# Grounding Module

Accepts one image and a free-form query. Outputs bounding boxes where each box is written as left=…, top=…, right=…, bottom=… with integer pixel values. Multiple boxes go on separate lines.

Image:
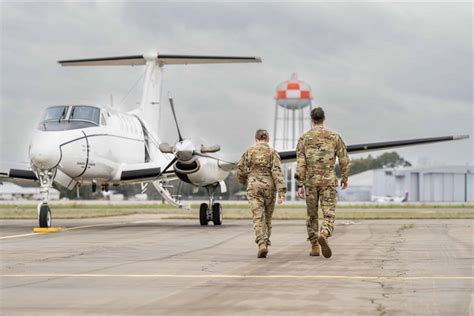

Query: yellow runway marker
left=1, top=274, right=473, bottom=281
left=33, top=227, right=64, bottom=233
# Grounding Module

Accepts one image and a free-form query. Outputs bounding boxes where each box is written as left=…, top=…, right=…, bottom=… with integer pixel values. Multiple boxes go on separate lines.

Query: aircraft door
left=59, top=132, right=89, bottom=178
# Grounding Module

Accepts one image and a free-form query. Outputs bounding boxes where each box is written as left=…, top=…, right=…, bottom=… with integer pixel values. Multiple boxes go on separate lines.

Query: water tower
left=273, top=73, right=313, bottom=201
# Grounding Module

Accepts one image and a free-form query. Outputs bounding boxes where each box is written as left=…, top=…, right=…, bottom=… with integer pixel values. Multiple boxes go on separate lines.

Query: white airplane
left=0, top=52, right=469, bottom=228
left=372, top=192, right=409, bottom=203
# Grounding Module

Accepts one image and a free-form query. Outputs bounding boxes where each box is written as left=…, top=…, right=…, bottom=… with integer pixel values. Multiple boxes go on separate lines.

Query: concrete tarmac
left=1, top=216, right=472, bottom=315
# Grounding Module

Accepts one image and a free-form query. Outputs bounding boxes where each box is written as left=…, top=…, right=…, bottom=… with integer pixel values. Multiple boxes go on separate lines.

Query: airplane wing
left=1, top=162, right=37, bottom=181
left=59, top=54, right=262, bottom=66
left=1, top=161, right=178, bottom=186
left=0, top=162, right=42, bottom=189
left=115, top=161, right=178, bottom=183
left=278, top=134, right=469, bottom=163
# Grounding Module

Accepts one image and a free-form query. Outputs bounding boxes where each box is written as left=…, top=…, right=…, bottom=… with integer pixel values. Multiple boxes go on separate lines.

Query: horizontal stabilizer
left=59, top=54, right=262, bottom=66
left=158, top=54, right=262, bottom=65
left=59, top=55, right=145, bottom=66
left=279, top=135, right=469, bottom=162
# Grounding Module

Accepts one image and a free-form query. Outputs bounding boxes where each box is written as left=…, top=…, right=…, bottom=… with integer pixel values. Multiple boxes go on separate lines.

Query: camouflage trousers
left=305, top=186, right=338, bottom=244
left=247, top=187, right=277, bottom=246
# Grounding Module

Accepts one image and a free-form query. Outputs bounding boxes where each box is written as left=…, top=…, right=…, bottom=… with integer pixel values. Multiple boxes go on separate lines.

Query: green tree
left=336, top=151, right=411, bottom=176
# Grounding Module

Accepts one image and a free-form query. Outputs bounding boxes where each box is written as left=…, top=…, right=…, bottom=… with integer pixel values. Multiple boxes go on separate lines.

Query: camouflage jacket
left=237, top=143, right=287, bottom=198
left=295, top=125, right=350, bottom=187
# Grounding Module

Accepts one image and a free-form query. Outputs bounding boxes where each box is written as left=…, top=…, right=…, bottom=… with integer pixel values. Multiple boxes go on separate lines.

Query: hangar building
left=0, top=182, right=60, bottom=200
left=339, top=165, right=473, bottom=202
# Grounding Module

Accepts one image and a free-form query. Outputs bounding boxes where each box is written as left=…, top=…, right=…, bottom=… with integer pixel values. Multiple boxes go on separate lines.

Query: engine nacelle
left=174, top=156, right=229, bottom=186
left=174, top=158, right=200, bottom=174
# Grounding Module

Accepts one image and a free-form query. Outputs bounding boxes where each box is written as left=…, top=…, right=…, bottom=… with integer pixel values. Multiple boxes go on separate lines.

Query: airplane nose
left=30, top=140, right=61, bottom=170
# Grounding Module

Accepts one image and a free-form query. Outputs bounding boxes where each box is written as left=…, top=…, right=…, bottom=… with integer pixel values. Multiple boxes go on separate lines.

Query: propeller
left=158, top=94, right=226, bottom=174
left=160, top=157, right=178, bottom=175
left=168, top=94, right=183, bottom=142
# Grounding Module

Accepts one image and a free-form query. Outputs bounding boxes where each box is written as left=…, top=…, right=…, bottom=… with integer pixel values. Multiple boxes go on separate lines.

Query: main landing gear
left=37, top=169, right=55, bottom=228
left=199, top=184, right=223, bottom=226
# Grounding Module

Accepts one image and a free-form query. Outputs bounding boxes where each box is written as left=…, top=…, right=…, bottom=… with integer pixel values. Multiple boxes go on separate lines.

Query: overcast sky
left=1, top=2, right=472, bottom=167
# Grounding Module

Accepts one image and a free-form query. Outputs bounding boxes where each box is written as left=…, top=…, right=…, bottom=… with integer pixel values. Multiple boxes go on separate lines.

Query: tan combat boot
left=257, top=242, right=268, bottom=258
left=310, top=243, right=320, bottom=256
left=317, top=230, right=332, bottom=258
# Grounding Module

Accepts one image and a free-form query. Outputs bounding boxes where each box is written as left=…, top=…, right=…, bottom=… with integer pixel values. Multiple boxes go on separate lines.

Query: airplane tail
left=59, top=52, right=261, bottom=136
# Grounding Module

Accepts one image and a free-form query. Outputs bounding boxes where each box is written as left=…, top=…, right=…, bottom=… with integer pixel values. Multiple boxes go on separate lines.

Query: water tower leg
left=291, top=164, right=296, bottom=202
left=283, top=108, right=288, bottom=148
left=273, top=105, right=278, bottom=148
left=292, top=109, right=296, bottom=148
left=291, top=109, right=296, bottom=202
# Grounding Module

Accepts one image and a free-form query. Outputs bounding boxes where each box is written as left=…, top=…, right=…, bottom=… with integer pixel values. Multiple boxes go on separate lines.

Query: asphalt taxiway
left=1, top=216, right=472, bottom=315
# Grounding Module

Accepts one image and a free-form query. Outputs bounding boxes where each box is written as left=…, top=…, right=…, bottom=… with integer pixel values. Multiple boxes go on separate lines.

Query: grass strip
left=1, top=208, right=472, bottom=220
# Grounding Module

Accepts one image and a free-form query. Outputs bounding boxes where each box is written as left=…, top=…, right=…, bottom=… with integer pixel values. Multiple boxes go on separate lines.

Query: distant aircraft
left=372, top=192, right=409, bottom=203
left=0, top=52, right=469, bottom=228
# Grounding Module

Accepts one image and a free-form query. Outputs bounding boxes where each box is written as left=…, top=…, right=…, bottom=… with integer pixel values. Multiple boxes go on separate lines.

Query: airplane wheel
left=39, top=204, right=52, bottom=228
left=212, top=203, right=223, bottom=226
left=199, top=203, right=209, bottom=226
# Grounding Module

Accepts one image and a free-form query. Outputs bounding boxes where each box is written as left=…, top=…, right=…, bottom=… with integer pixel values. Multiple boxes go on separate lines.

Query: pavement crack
left=82, top=231, right=248, bottom=274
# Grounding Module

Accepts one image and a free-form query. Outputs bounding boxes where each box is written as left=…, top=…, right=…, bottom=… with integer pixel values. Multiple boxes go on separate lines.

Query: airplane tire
left=199, top=203, right=209, bottom=226
left=212, top=203, right=223, bottom=226
left=39, top=204, right=52, bottom=228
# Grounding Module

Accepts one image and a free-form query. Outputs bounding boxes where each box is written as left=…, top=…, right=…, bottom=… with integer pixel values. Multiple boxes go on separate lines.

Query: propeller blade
left=160, top=157, right=178, bottom=175
left=193, top=152, right=237, bottom=165
left=168, top=94, right=183, bottom=142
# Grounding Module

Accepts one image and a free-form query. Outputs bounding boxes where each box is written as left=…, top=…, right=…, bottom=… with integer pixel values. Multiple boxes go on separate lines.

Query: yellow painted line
left=1, top=274, right=473, bottom=281
left=33, top=227, right=64, bottom=233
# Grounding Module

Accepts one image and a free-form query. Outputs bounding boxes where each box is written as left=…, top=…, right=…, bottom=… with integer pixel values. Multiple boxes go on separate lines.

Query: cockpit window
left=41, top=106, right=69, bottom=122
left=69, top=106, right=100, bottom=125
left=38, top=105, right=101, bottom=131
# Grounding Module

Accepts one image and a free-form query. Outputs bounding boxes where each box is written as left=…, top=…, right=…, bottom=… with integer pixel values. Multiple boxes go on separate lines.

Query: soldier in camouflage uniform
left=237, top=129, right=286, bottom=258
left=295, top=107, right=350, bottom=258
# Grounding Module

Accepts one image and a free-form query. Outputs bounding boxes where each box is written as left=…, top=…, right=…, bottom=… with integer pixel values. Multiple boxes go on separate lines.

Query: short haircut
left=311, top=107, right=325, bottom=124
left=255, top=129, right=269, bottom=141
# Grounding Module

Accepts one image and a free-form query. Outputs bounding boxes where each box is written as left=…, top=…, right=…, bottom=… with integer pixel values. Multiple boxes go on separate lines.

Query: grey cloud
left=1, top=2, right=471, bottom=167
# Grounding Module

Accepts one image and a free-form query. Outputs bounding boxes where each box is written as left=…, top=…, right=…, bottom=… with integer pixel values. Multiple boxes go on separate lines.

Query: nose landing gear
left=37, top=169, right=56, bottom=228
left=38, top=204, right=52, bottom=228
left=199, top=184, right=223, bottom=226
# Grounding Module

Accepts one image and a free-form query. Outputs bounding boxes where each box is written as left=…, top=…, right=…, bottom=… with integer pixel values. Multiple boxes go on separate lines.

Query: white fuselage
left=29, top=105, right=228, bottom=188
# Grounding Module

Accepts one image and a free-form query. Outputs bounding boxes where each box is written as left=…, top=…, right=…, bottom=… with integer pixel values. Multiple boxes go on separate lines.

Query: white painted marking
left=0, top=232, right=38, bottom=240
left=0, top=222, right=126, bottom=240
left=131, top=220, right=162, bottom=224
left=1, top=274, right=472, bottom=281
